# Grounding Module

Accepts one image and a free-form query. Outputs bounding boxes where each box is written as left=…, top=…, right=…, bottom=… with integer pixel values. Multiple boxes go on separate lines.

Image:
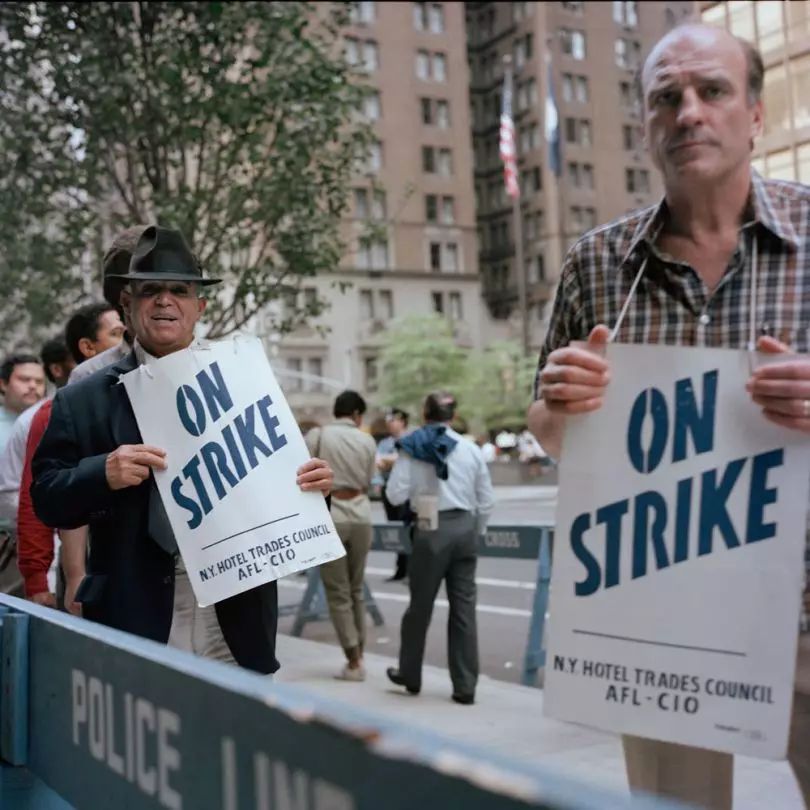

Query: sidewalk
left=275, top=635, right=803, bottom=809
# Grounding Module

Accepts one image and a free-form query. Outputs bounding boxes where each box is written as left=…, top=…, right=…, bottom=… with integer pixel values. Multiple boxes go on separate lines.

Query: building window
left=438, top=148, right=453, bottom=176
left=364, top=91, right=381, bottom=120
left=797, top=143, right=810, bottom=185
left=354, top=188, right=369, bottom=218
left=762, top=64, right=790, bottom=137
left=306, top=358, right=323, bottom=393
left=445, top=243, right=459, bottom=272
left=415, top=50, right=430, bottom=79
left=436, top=99, right=451, bottom=128
left=357, top=141, right=383, bottom=174
left=364, top=357, right=378, bottom=393
left=582, top=163, right=594, bottom=189
left=442, top=196, right=455, bottom=224
left=432, top=291, right=444, bottom=313
left=426, top=194, right=438, bottom=222
left=356, top=238, right=390, bottom=270
left=625, top=167, right=650, bottom=194
left=622, top=123, right=639, bottom=151
left=793, top=56, right=810, bottom=129
left=286, top=358, right=302, bottom=392
left=612, top=1, right=638, bottom=28
left=513, top=2, right=533, bottom=22
left=362, top=40, right=379, bottom=72
left=420, top=97, right=433, bottom=124
left=359, top=289, right=374, bottom=319
left=560, top=28, right=586, bottom=60
left=422, top=145, right=436, bottom=173
left=620, top=80, right=634, bottom=107
left=575, top=75, right=589, bottom=101
left=432, top=52, right=447, bottom=81
left=428, top=3, right=445, bottom=33
left=379, top=289, right=394, bottom=318
left=579, top=119, right=592, bottom=147
left=565, top=117, right=578, bottom=143
left=561, top=1, right=584, bottom=11
left=430, top=242, right=442, bottom=271
left=371, top=190, right=386, bottom=220
left=413, top=2, right=428, bottom=30
left=448, top=292, right=463, bottom=320
left=349, top=1, right=376, bottom=25
left=756, top=2, right=785, bottom=54
left=562, top=73, right=574, bottom=102
left=615, top=38, right=641, bottom=70
left=727, top=0, right=755, bottom=41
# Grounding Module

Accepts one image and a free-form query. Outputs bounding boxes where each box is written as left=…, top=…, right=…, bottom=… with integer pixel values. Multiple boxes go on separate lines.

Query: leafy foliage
left=375, top=314, right=534, bottom=433
left=0, top=1, right=372, bottom=342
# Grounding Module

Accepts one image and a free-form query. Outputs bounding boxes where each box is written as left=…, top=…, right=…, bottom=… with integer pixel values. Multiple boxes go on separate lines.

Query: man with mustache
left=528, top=24, right=810, bottom=810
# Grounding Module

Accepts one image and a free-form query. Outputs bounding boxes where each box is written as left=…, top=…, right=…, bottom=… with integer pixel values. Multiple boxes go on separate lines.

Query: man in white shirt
left=385, top=390, right=494, bottom=704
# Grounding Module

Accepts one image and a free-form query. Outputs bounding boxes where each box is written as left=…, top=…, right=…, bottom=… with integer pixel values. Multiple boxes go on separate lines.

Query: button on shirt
left=386, top=427, right=495, bottom=534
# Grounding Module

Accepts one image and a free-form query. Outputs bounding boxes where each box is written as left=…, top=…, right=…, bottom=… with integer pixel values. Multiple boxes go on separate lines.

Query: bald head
left=642, top=24, right=763, bottom=107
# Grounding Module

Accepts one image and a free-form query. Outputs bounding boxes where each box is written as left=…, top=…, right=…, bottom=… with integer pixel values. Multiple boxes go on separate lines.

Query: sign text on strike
left=169, top=361, right=289, bottom=530
left=570, top=369, right=785, bottom=596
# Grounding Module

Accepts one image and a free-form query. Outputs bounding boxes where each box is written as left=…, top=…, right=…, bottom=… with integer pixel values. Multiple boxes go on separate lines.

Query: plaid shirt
left=534, top=170, right=810, bottom=398
left=534, top=169, right=810, bottom=623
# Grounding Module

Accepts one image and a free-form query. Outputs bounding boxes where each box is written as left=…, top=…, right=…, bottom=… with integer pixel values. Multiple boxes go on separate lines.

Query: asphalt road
left=278, top=485, right=557, bottom=688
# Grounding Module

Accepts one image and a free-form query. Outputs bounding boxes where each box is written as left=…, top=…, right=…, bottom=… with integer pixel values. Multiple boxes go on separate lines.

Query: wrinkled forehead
left=643, top=29, right=746, bottom=94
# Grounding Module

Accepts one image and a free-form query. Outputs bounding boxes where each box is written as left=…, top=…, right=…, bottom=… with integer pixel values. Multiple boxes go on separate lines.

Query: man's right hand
left=540, top=325, right=612, bottom=415
left=105, top=444, right=167, bottom=490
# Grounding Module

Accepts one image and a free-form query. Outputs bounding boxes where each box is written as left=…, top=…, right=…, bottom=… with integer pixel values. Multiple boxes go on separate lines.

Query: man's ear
left=77, top=337, right=95, bottom=359
left=198, top=297, right=207, bottom=315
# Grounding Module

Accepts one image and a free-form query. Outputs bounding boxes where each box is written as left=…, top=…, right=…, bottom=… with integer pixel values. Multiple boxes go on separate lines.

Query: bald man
left=529, top=24, right=810, bottom=809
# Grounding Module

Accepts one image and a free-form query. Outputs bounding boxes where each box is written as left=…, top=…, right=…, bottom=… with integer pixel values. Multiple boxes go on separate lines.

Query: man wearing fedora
left=31, top=225, right=334, bottom=675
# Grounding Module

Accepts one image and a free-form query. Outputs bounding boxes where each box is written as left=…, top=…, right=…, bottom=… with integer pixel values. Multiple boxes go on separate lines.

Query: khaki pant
left=168, top=564, right=236, bottom=665
left=623, top=635, right=810, bottom=808
left=319, top=522, right=372, bottom=659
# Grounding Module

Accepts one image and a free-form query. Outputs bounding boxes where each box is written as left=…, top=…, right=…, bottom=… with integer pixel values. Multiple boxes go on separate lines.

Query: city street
left=278, top=485, right=557, bottom=686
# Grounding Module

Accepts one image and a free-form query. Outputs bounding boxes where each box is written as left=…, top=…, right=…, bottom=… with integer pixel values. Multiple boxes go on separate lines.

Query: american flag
left=499, top=68, right=520, bottom=199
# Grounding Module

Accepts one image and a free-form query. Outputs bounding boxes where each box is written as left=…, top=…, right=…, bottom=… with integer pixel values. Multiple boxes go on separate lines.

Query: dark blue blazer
left=30, top=350, right=280, bottom=674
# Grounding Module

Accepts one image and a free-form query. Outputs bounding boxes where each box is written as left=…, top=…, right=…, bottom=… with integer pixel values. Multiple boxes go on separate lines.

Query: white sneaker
left=334, top=663, right=366, bottom=682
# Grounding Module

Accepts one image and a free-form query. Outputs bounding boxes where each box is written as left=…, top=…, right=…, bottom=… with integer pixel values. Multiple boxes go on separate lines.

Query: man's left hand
left=747, top=336, right=810, bottom=433
left=297, top=458, right=333, bottom=496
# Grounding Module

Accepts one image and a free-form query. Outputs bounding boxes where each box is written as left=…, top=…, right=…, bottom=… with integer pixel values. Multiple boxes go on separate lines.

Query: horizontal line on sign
left=277, top=580, right=532, bottom=618
left=573, top=629, right=746, bottom=658
left=201, top=513, right=301, bottom=551
left=364, top=566, right=536, bottom=591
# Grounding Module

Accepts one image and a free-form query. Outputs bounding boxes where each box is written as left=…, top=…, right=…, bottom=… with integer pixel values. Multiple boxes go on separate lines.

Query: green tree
left=458, top=341, right=537, bottom=435
left=374, top=313, right=535, bottom=434
left=374, top=313, right=468, bottom=416
left=0, top=1, right=372, bottom=342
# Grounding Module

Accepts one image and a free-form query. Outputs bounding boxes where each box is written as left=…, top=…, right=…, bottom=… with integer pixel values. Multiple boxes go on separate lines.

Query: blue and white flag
left=545, top=46, right=561, bottom=178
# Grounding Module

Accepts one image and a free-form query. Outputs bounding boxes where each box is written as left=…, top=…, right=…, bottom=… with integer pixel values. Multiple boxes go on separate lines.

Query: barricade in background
left=281, top=523, right=553, bottom=687
left=0, top=595, right=685, bottom=810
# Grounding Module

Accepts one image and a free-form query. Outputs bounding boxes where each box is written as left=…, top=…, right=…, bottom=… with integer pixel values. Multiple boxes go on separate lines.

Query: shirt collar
left=133, top=340, right=158, bottom=367
left=620, top=167, right=799, bottom=273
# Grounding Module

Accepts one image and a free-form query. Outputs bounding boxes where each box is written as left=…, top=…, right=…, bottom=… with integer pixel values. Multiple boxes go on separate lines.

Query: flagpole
left=502, top=54, right=529, bottom=358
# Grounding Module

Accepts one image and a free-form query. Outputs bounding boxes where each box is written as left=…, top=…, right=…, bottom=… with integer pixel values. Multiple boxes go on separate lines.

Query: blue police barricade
left=281, top=524, right=553, bottom=688
left=0, top=595, right=685, bottom=810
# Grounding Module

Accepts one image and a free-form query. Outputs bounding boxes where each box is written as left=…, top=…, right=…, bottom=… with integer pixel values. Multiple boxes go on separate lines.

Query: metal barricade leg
left=290, top=568, right=324, bottom=637
left=522, top=528, right=552, bottom=688
left=363, top=580, right=385, bottom=627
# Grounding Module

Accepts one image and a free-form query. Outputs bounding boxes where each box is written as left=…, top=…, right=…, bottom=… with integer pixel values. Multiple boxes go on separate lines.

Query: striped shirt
left=534, top=170, right=810, bottom=398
